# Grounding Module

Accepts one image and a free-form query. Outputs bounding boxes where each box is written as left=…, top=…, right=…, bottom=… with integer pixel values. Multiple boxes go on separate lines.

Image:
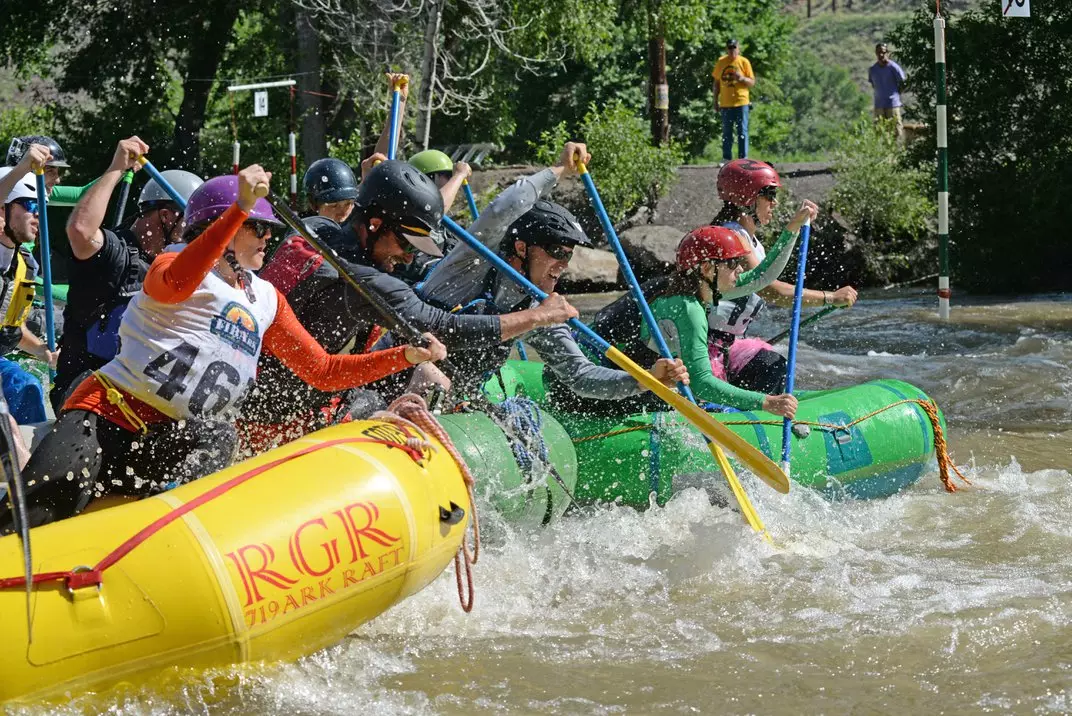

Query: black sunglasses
left=244, top=221, right=273, bottom=239
left=718, top=256, right=747, bottom=271
left=541, top=244, right=574, bottom=261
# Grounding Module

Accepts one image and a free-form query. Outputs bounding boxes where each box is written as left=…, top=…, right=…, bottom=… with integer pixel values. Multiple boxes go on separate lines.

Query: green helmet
left=408, top=149, right=453, bottom=176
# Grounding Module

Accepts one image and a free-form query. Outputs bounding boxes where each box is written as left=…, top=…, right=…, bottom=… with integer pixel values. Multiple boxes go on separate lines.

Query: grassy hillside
left=786, top=0, right=980, bottom=93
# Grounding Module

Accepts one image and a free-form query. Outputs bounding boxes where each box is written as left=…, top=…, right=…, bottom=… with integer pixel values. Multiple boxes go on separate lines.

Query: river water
left=22, top=292, right=1072, bottom=715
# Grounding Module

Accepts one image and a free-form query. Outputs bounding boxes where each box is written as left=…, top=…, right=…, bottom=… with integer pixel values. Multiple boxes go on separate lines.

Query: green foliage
left=829, top=118, right=934, bottom=272
left=0, top=106, right=54, bottom=145
left=890, top=1, right=1072, bottom=292
left=534, top=102, right=682, bottom=228
left=752, top=50, right=870, bottom=159
left=433, top=0, right=795, bottom=161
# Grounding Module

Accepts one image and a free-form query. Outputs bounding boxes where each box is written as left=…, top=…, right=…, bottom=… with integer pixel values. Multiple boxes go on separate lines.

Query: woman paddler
left=592, top=224, right=803, bottom=418
left=0, top=165, right=446, bottom=532
left=709, top=159, right=857, bottom=393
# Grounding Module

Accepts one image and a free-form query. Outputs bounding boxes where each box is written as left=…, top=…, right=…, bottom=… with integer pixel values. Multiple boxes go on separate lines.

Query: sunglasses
left=757, top=187, right=779, bottom=201
left=541, top=244, right=574, bottom=262
left=718, top=257, right=747, bottom=271
left=12, top=197, right=39, bottom=215
left=244, top=221, right=273, bottom=239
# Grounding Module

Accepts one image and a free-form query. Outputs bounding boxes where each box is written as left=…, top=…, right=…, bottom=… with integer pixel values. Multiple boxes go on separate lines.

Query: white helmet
left=138, top=169, right=203, bottom=209
left=0, top=167, right=41, bottom=206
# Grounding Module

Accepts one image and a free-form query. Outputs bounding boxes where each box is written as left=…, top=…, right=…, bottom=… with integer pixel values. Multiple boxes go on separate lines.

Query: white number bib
left=100, top=263, right=278, bottom=420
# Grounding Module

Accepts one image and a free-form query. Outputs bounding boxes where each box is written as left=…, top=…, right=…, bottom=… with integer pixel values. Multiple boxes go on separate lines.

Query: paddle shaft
left=265, top=192, right=439, bottom=355
left=33, top=172, right=56, bottom=373
left=578, top=165, right=771, bottom=536
left=463, top=180, right=479, bottom=220
left=387, top=87, right=402, bottom=160
left=780, top=221, right=812, bottom=471
left=113, top=169, right=135, bottom=226
left=137, top=158, right=188, bottom=208
left=766, top=304, right=839, bottom=345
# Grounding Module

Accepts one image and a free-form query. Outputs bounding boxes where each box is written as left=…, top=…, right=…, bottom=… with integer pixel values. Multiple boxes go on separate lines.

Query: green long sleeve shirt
left=641, top=294, right=766, bottom=410
left=48, top=179, right=96, bottom=207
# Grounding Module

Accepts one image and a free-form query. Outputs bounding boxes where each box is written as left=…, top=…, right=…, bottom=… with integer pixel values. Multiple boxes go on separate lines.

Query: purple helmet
left=182, top=175, right=283, bottom=238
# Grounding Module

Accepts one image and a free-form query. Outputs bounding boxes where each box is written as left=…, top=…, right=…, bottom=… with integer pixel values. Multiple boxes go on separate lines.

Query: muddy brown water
left=21, top=292, right=1072, bottom=715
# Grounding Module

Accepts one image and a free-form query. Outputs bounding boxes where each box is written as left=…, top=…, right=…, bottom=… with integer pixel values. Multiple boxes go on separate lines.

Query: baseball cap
left=726, top=39, right=739, bottom=48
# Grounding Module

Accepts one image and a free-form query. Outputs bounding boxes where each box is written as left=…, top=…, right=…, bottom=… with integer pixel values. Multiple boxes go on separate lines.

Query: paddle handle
left=33, top=172, right=56, bottom=374
left=112, top=169, right=134, bottom=226
left=780, top=220, right=812, bottom=472
left=463, top=180, right=479, bottom=220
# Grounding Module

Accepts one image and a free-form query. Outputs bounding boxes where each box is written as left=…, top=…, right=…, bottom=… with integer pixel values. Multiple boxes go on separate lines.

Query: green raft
left=475, top=360, right=946, bottom=506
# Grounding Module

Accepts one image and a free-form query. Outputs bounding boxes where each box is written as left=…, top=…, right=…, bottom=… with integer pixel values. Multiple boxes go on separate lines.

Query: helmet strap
left=224, top=249, right=257, bottom=303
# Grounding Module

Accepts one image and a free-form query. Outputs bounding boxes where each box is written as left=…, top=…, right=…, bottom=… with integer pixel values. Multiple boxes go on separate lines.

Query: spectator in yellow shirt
left=711, top=39, right=755, bottom=164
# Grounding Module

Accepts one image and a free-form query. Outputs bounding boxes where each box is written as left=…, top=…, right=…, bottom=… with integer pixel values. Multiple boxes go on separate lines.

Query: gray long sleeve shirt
left=419, top=168, right=645, bottom=400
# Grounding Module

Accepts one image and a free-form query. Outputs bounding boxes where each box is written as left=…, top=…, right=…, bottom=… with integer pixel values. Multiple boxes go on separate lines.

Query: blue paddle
left=780, top=219, right=812, bottom=476
left=387, top=79, right=404, bottom=160
left=463, top=181, right=479, bottom=221
left=576, top=158, right=776, bottom=533
left=33, top=171, right=55, bottom=378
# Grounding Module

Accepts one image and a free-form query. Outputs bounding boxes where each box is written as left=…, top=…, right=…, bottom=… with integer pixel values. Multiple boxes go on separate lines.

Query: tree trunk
left=295, top=7, right=327, bottom=163
left=172, top=8, right=241, bottom=169
left=647, top=7, right=669, bottom=147
left=415, top=0, right=443, bottom=151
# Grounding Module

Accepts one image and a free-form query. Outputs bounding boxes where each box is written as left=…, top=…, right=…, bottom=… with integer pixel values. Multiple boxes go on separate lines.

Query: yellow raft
left=0, top=419, right=471, bottom=704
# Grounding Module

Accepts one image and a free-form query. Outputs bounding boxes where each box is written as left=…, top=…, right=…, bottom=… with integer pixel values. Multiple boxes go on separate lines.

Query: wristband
left=823, top=291, right=830, bottom=305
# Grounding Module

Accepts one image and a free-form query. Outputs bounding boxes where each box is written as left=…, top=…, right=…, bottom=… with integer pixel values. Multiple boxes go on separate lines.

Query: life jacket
left=0, top=248, right=35, bottom=330
left=85, top=238, right=148, bottom=361
left=707, top=221, right=766, bottom=342
left=99, top=249, right=279, bottom=421
left=259, top=235, right=324, bottom=297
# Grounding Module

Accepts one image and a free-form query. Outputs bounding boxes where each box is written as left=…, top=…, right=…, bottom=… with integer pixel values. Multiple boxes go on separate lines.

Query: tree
left=891, top=2, right=1072, bottom=292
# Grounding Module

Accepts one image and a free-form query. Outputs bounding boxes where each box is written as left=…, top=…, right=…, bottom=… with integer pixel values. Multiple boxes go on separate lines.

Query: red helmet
left=676, top=226, right=751, bottom=271
left=716, top=159, right=782, bottom=206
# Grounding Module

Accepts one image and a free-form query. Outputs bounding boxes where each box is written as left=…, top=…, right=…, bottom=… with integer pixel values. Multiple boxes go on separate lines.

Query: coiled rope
left=490, top=397, right=579, bottom=513
left=573, top=398, right=971, bottom=493
left=372, top=393, right=481, bottom=612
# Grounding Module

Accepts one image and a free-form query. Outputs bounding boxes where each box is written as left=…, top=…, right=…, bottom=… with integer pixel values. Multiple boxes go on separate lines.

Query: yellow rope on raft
left=572, top=399, right=971, bottom=493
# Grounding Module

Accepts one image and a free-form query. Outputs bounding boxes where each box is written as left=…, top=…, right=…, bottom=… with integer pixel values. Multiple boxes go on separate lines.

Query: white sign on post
left=254, top=90, right=269, bottom=117
left=1003, top=0, right=1030, bottom=17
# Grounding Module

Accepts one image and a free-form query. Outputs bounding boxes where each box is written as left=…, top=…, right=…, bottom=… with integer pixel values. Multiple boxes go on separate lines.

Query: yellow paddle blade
left=706, top=441, right=773, bottom=542
left=604, top=346, right=790, bottom=494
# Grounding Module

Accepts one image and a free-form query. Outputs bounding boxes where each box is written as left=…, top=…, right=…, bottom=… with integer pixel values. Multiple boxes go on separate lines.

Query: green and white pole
left=934, top=12, right=951, bottom=320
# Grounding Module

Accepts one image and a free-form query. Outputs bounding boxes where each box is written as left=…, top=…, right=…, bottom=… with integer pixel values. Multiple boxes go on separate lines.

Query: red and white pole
left=289, top=131, right=298, bottom=208
left=232, top=141, right=241, bottom=175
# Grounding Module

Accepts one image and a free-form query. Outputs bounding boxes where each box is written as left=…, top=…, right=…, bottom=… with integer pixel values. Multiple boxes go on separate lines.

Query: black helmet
left=507, top=200, right=592, bottom=250
left=353, top=159, right=444, bottom=257
left=6, top=135, right=70, bottom=168
left=303, top=158, right=358, bottom=205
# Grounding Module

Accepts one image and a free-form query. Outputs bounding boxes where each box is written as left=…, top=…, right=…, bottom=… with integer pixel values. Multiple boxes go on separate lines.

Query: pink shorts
left=709, top=337, right=774, bottom=381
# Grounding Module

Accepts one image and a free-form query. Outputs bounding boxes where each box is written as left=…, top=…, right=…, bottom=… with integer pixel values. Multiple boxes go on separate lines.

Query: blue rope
left=498, top=397, right=549, bottom=473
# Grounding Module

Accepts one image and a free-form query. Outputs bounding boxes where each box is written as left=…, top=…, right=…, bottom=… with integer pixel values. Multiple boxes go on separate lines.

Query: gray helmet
left=138, top=169, right=204, bottom=209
